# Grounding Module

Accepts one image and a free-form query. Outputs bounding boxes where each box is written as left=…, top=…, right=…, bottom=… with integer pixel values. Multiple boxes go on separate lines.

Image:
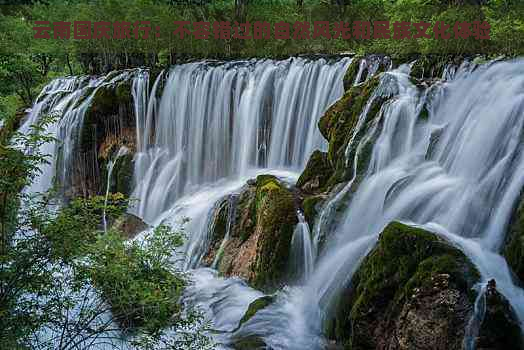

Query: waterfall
left=289, top=211, right=315, bottom=283
left=187, top=58, right=524, bottom=350
left=20, top=55, right=524, bottom=350
left=19, top=70, right=142, bottom=197
left=130, top=57, right=351, bottom=223
left=303, top=59, right=524, bottom=344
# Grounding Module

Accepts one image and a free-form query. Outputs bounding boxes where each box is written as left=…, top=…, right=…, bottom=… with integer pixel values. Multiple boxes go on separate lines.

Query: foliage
left=0, top=112, right=211, bottom=349
left=86, top=225, right=185, bottom=334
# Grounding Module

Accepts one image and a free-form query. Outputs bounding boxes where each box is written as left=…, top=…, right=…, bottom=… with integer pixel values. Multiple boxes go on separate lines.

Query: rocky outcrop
left=203, top=175, right=298, bottom=290
left=71, top=81, right=137, bottom=198
left=296, top=150, right=333, bottom=194
left=237, top=295, right=276, bottom=329
left=112, top=213, right=149, bottom=239
left=328, top=221, right=481, bottom=349
left=410, top=54, right=465, bottom=81
left=343, top=54, right=391, bottom=90
left=297, top=74, right=388, bottom=229
left=476, top=279, right=524, bottom=350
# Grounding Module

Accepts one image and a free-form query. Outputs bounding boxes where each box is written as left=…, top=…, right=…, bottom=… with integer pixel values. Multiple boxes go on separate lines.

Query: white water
left=17, top=70, right=154, bottom=349
left=130, top=57, right=351, bottom=223
left=289, top=211, right=315, bottom=284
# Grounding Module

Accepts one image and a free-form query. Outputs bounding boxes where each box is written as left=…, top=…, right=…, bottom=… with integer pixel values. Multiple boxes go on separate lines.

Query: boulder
left=202, top=175, right=298, bottom=291
left=112, top=213, right=149, bottom=239
left=328, top=221, right=481, bottom=350
left=476, top=279, right=524, bottom=350
left=296, top=150, right=333, bottom=194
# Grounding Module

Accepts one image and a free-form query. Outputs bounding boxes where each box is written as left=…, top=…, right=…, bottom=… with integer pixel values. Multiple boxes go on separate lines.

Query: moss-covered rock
left=231, top=335, right=267, bottom=350
left=297, top=150, right=333, bottom=194
left=410, top=54, right=465, bottom=81
left=317, top=76, right=385, bottom=189
left=343, top=56, right=362, bottom=91
left=203, top=175, right=298, bottom=291
left=237, top=295, right=276, bottom=328
left=302, top=194, right=325, bottom=229
left=328, top=221, right=481, bottom=350
left=503, top=195, right=524, bottom=282
left=251, top=175, right=298, bottom=289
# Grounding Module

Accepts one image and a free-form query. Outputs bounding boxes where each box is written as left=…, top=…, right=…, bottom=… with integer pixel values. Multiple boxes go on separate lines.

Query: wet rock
left=317, top=75, right=385, bottom=189
left=343, top=56, right=362, bottom=91
left=112, top=213, right=149, bottom=239
left=201, top=198, right=231, bottom=267
left=237, top=295, right=276, bottom=329
left=99, top=149, right=135, bottom=197
left=410, top=54, right=465, bottom=81
left=296, top=150, right=333, bottom=194
left=302, top=194, right=326, bottom=229
left=328, top=221, right=481, bottom=350
left=72, top=81, right=137, bottom=198
left=231, top=335, right=267, bottom=350
left=476, top=279, right=524, bottom=350
left=203, top=175, right=298, bottom=291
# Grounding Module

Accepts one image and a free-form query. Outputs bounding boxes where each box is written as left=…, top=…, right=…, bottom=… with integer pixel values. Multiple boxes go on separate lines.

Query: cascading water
left=229, top=59, right=524, bottom=349
left=19, top=70, right=142, bottom=197
left=130, top=57, right=351, bottom=223
left=289, top=210, right=315, bottom=283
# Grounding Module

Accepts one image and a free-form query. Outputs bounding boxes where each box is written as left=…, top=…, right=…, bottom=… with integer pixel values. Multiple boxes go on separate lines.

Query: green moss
left=410, top=55, right=465, bottom=80
left=351, top=222, right=479, bottom=317
left=343, top=56, right=363, bottom=91
left=303, top=195, right=324, bottom=229
left=251, top=175, right=297, bottom=290
left=296, top=150, right=333, bottom=193
left=318, top=76, right=385, bottom=190
left=232, top=336, right=267, bottom=350
left=329, top=221, right=480, bottom=346
left=237, top=295, right=275, bottom=328
left=115, top=81, right=132, bottom=104
left=233, top=185, right=257, bottom=243
left=99, top=153, right=134, bottom=197
left=255, top=174, right=283, bottom=211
